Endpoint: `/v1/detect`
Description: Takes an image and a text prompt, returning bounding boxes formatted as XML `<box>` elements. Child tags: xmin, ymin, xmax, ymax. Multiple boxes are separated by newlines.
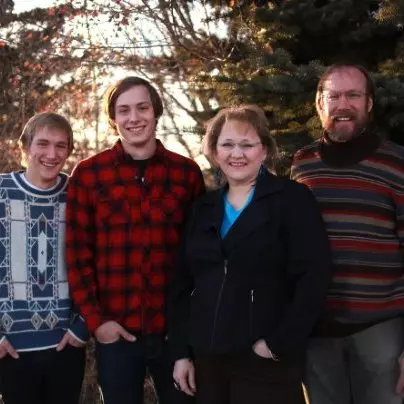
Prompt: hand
<box><xmin>173</xmin><ymin>358</ymin><xmax>196</xmax><ymax>396</ymax></box>
<box><xmin>56</xmin><ymin>331</ymin><xmax>86</xmax><ymax>352</ymax></box>
<box><xmin>252</xmin><ymin>339</ymin><xmax>278</xmax><ymax>360</ymax></box>
<box><xmin>396</xmin><ymin>355</ymin><xmax>404</xmax><ymax>396</ymax></box>
<box><xmin>94</xmin><ymin>321</ymin><xmax>136</xmax><ymax>344</ymax></box>
<box><xmin>0</xmin><ymin>339</ymin><xmax>19</xmax><ymax>359</ymax></box>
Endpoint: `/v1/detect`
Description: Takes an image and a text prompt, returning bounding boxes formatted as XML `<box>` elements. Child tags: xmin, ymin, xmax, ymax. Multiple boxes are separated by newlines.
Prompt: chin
<box><xmin>228</xmin><ymin>176</ymin><xmax>252</xmax><ymax>185</ymax></box>
<box><xmin>329</xmin><ymin>128</ymin><xmax>363</xmax><ymax>142</ymax></box>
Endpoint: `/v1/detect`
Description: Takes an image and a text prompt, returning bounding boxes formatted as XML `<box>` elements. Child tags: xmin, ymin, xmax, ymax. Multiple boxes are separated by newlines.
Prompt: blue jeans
<box><xmin>0</xmin><ymin>345</ymin><xmax>85</xmax><ymax>404</ymax></box>
<box><xmin>95</xmin><ymin>334</ymin><xmax>194</xmax><ymax>404</ymax></box>
<box><xmin>305</xmin><ymin>317</ymin><xmax>404</xmax><ymax>404</ymax></box>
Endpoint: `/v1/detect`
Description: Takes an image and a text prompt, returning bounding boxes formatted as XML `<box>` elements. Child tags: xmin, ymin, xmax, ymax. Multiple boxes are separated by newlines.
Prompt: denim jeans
<box><xmin>305</xmin><ymin>317</ymin><xmax>404</xmax><ymax>404</ymax></box>
<box><xmin>95</xmin><ymin>334</ymin><xmax>194</xmax><ymax>404</ymax></box>
<box><xmin>0</xmin><ymin>345</ymin><xmax>85</xmax><ymax>404</ymax></box>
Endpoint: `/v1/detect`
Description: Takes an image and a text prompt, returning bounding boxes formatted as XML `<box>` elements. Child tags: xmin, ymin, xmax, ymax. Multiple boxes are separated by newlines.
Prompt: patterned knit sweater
<box><xmin>0</xmin><ymin>172</ymin><xmax>88</xmax><ymax>351</ymax></box>
<box><xmin>291</xmin><ymin>132</ymin><xmax>404</xmax><ymax>328</ymax></box>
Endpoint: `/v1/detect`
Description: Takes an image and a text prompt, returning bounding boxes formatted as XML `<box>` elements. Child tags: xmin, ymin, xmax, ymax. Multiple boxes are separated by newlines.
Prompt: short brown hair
<box><xmin>203</xmin><ymin>104</ymin><xmax>277</xmax><ymax>169</ymax></box>
<box><xmin>103</xmin><ymin>76</ymin><xmax>164</xmax><ymax>131</ymax></box>
<box><xmin>18</xmin><ymin>112</ymin><xmax>74</xmax><ymax>155</ymax></box>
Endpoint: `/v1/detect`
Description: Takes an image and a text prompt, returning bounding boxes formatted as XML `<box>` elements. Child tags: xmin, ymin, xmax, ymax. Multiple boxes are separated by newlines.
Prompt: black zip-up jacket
<box><xmin>169</xmin><ymin>171</ymin><xmax>332</xmax><ymax>361</ymax></box>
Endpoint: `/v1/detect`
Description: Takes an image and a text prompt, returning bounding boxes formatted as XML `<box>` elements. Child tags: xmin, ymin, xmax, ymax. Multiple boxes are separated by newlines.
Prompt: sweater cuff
<box><xmin>69</xmin><ymin>315</ymin><xmax>89</xmax><ymax>342</ymax></box>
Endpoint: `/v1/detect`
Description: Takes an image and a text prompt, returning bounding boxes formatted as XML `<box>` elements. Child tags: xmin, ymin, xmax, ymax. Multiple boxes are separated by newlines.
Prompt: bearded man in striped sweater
<box><xmin>291</xmin><ymin>63</ymin><xmax>404</xmax><ymax>404</ymax></box>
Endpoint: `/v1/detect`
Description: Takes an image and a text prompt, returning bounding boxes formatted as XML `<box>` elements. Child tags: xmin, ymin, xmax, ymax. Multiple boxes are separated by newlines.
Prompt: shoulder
<box><xmin>294</xmin><ymin>141</ymin><xmax>320</xmax><ymax>159</ymax></box>
<box><xmin>74</xmin><ymin>147</ymin><xmax>115</xmax><ymax>171</ymax></box>
<box><xmin>0</xmin><ymin>172</ymin><xmax>17</xmax><ymax>191</ymax></box>
<box><xmin>267</xmin><ymin>177</ymin><xmax>320</xmax><ymax>225</ymax></box>
<box><xmin>69</xmin><ymin>148</ymin><xmax>116</xmax><ymax>187</ymax></box>
<box><xmin>268</xmin><ymin>174</ymin><xmax>312</xmax><ymax>198</ymax></box>
<box><xmin>189</xmin><ymin>188</ymin><xmax>220</xmax><ymax>212</ymax></box>
<box><xmin>258</xmin><ymin>175</ymin><xmax>315</xmax><ymax>214</ymax></box>
<box><xmin>161</xmin><ymin>147</ymin><xmax>202</xmax><ymax>173</ymax></box>
<box><xmin>0</xmin><ymin>172</ymin><xmax>14</xmax><ymax>182</ymax></box>
<box><xmin>377</xmin><ymin>139</ymin><xmax>404</xmax><ymax>161</ymax></box>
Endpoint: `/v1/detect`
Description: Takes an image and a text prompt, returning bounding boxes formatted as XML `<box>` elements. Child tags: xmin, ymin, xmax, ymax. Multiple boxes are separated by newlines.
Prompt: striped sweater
<box><xmin>291</xmin><ymin>133</ymin><xmax>404</xmax><ymax>326</ymax></box>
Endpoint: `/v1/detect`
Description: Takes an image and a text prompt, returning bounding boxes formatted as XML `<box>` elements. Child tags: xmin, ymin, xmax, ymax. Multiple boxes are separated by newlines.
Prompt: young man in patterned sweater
<box><xmin>66</xmin><ymin>77</ymin><xmax>204</xmax><ymax>404</ymax></box>
<box><xmin>0</xmin><ymin>112</ymin><xmax>88</xmax><ymax>404</ymax></box>
<box><xmin>291</xmin><ymin>64</ymin><xmax>404</xmax><ymax>404</ymax></box>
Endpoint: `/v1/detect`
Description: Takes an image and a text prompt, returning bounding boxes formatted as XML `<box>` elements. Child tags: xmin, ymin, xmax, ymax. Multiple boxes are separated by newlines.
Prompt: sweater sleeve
<box><xmin>393</xmin><ymin>179</ymin><xmax>404</xmax><ymax>250</ymax></box>
<box><xmin>68</xmin><ymin>311</ymin><xmax>89</xmax><ymax>343</ymax></box>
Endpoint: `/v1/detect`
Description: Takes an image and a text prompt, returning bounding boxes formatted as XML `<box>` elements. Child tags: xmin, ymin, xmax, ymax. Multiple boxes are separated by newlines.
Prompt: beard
<box><xmin>323</xmin><ymin>111</ymin><xmax>369</xmax><ymax>143</ymax></box>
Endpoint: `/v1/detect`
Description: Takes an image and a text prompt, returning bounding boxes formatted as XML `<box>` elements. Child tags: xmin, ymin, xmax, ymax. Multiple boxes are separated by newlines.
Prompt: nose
<box><xmin>129</xmin><ymin>108</ymin><xmax>139</xmax><ymax>122</ymax></box>
<box><xmin>231</xmin><ymin>145</ymin><xmax>244</xmax><ymax>157</ymax></box>
<box><xmin>336</xmin><ymin>94</ymin><xmax>351</xmax><ymax>109</ymax></box>
<box><xmin>47</xmin><ymin>146</ymin><xmax>57</xmax><ymax>159</ymax></box>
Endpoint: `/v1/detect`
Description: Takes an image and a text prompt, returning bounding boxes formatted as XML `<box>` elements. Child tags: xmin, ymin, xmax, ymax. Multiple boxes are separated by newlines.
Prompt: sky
<box><xmin>13</xmin><ymin>0</ymin><xmax>56</xmax><ymax>13</ymax></box>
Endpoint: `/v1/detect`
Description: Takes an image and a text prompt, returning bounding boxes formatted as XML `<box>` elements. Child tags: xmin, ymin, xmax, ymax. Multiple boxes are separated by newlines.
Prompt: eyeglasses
<box><xmin>217</xmin><ymin>141</ymin><xmax>262</xmax><ymax>151</ymax></box>
<box><xmin>322</xmin><ymin>90</ymin><xmax>367</xmax><ymax>104</ymax></box>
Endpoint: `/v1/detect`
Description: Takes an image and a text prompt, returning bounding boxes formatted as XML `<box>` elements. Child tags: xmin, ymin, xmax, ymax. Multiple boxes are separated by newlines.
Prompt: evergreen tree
<box><xmin>202</xmin><ymin>0</ymin><xmax>404</xmax><ymax>171</ymax></box>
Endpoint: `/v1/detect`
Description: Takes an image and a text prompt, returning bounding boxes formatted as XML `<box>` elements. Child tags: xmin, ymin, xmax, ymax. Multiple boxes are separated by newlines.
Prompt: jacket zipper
<box><xmin>210</xmin><ymin>258</ymin><xmax>228</xmax><ymax>348</ymax></box>
<box><xmin>249</xmin><ymin>289</ymin><xmax>254</xmax><ymax>337</ymax></box>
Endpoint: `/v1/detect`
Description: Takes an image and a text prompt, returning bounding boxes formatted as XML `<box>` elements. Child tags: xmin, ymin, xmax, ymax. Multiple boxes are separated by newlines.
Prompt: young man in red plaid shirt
<box><xmin>66</xmin><ymin>77</ymin><xmax>205</xmax><ymax>404</ymax></box>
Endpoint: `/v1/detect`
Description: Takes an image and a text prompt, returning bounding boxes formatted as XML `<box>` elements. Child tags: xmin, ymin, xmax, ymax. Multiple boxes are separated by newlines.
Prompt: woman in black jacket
<box><xmin>170</xmin><ymin>105</ymin><xmax>331</xmax><ymax>404</ymax></box>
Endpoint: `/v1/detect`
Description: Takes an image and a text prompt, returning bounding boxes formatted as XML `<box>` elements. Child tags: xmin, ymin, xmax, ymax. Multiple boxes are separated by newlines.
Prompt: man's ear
<box><xmin>367</xmin><ymin>97</ymin><xmax>373</xmax><ymax>113</ymax></box>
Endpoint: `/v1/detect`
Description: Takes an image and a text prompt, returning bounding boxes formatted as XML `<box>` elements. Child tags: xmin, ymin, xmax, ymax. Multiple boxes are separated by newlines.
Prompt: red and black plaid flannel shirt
<box><xmin>66</xmin><ymin>140</ymin><xmax>205</xmax><ymax>334</ymax></box>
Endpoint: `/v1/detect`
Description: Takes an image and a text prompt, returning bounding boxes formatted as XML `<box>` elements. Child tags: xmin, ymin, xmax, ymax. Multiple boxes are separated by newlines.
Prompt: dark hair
<box><xmin>18</xmin><ymin>112</ymin><xmax>74</xmax><ymax>164</ymax></box>
<box><xmin>316</xmin><ymin>63</ymin><xmax>375</xmax><ymax>116</ymax></box>
<box><xmin>203</xmin><ymin>104</ymin><xmax>277</xmax><ymax>169</ymax></box>
<box><xmin>103</xmin><ymin>76</ymin><xmax>164</xmax><ymax>131</ymax></box>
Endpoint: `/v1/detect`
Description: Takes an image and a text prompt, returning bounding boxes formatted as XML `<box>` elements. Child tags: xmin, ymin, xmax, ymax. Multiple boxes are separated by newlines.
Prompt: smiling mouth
<box><xmin>333</xmin><ymin>116</ymin><xmax>354</xmax><ymax>122</ymax></box>
<box><xmin>41</xmin><ymin>162</ymin><xmax>59</xmax><ymax>168</ymax></box>
<box><xmin>126</xmin><ymin>126</ymin><xmax>146</xmax><ymax>132</ymax></box>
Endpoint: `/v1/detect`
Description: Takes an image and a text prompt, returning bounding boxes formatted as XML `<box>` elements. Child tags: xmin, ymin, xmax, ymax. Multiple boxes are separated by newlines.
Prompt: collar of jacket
<box><xmin>110</xmin><ymin>139</ymin><xmax>168</xmax><ymax>167</ymax></box>
<box><xmin>197</xmin><ymin>170</ymin><xmax>285</xmax><ymax>249</ymax></box>
<box><xmin>202</xmin><ymin>170</ymin><xmax>285</xmax><ymax>206</ymax></box>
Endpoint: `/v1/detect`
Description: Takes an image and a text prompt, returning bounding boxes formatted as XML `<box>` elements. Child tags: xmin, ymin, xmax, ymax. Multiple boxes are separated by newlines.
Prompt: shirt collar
<box><xmin>111</xmin><ymin>139</ymin><xmax>167</xmax><ymax>166</ymax></box>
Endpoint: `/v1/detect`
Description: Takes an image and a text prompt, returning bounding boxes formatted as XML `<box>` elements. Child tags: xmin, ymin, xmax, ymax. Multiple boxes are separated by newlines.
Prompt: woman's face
<box><xmin>215</xmin><ymin>119</ymin><xmax>267</xmax><ymax>186</ymax></box>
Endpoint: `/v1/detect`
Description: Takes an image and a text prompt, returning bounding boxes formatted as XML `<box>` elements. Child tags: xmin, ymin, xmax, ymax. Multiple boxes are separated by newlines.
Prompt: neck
<box><xmin>121</xmin><ymin>138</ymin><xmax>157</xmax><ymax>160</ymax></box>
<box><xmin>227</xmin><ymin>181</ymin><xmax>255</xmax><ymax>209</ymax></box>
<box><xmin>24</xmin><ymin>170</ymin><xmax>57</xmax><ymax>189</ymax></box>
<box><xmin>320</xmin><ymin>129</ymin><xmax>381</xmax><ymax>167</ymax></box>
